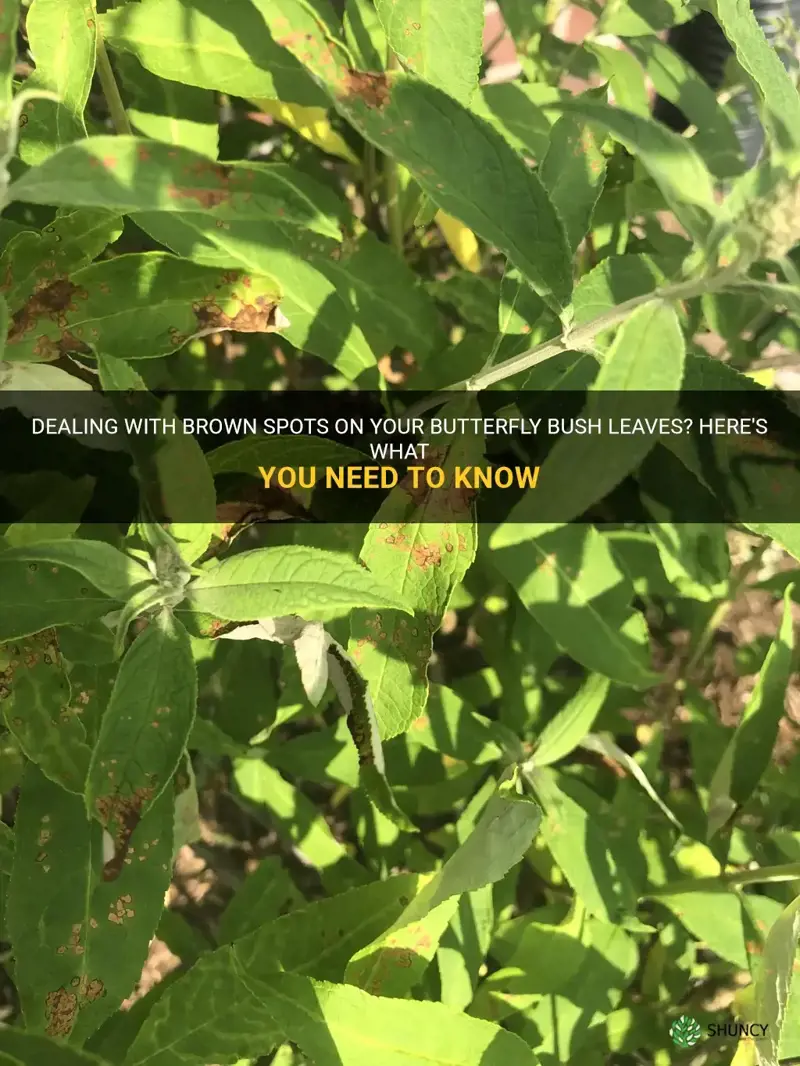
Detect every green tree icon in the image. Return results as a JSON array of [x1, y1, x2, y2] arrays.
[[670, 1015, 703, 1048]]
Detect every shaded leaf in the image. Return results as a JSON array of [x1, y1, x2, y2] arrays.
[[0, 561, 118, 643], [0, 539, 151, 600]]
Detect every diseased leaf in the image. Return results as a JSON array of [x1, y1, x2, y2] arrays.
[[0, 540, 151, 600], [6, 252, 287, 364], [532, 673, 610, 768], [435, 212, 481, 273], [8, 765, 173, 1042], [0, 210, 123, 314], [346, 771, 540, 995], [133, 212, 378, 382], [707, 585, 796, 837], [490, 524, 658, 688], [348, 397, 480, 739], [260, 7, 571, 312], [186, 546, 414, 622], [1, 630, 92, 793], [540, 116, 605, 253], [85, 609, 196, 874], [101, 0, 326, 107], [17, 0, 95, 165], [250, 98, 359, 163], [8, 137, 342, 237]]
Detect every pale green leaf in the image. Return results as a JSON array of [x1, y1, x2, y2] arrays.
[[17, 0, 95, 165], [186, 546, 413, 622], [101, 0, 326, 107], [753, 892, 800, 1066]]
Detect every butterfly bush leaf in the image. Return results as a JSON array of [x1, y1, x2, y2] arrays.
[[17, 0, 95, 166], [101, 0, 326, 107], [532, 673, 610, 768], [8, 137, 342, 237], [709, 0, 800, 157], [496, 302, 685, 528], [0, 540, 151, 600], [0, 0, 20, 122], [753, 892, 800, 1066], [346, 771, 541, 995], [1, 630, 92, 793], [4, 250, 287, 364], [707, 585, 796, 837], [8, 765, 173, 1043], [348, 398, 480, 739], [490, 524, 658, 688], [133, 212, 378, 382], [0, 210, 123, 314], [0, 561, 120, 642], [0, 1028, 113, 1066], [85, 609, 196, 871], [375, 0, 483, 106], [187, 546, 414, 622], [125, 875, 422, 1064], [540, 116, 605, 253], [260, 3, 572, 313]]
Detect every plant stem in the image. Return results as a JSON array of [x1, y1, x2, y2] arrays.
[[646, 860, 800, 895], [384, 52, 404, 255], [95, 28, 133, 136]]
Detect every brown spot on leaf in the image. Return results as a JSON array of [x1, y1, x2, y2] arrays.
[[192, 293, 285, 334], [45, 988, 78, 1037], [412, 544, 441, 570], [341, 69, 391, 110]]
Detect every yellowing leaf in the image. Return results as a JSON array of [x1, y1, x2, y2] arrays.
[[251, 98, 360, 164], [436, 210, 481, 273]]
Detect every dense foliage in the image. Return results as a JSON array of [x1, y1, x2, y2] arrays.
[[0, 1, 799, 1065]]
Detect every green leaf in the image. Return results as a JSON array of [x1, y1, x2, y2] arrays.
[[0, 0, 20, 123], [261, 10, 571, 312], [655, 890, 749, 969], [8, 137, 342, 236], [540, 116, 605, 253], [217, 856, 300, 944], [597, 0, 694, 36], [0, 210, 123, 314], [375, 0, 483, 106], [208, 435, 366, 476], [496, 302, 686, 529], [529, 767, 637, 922], [186, 546, 413, 622], [624, 35, 744, 178], [344, 0, 388, 70], [0, 540, 152, 600], [558, 97, 719, 245], [0, 561, 119, 642], [1, 631, 92, 793], [532, 673, 610, 768], [753, 892, 800, 1066], [133, 212, 378, 382], [709, 0, 800, 158], [319, 232, 445, 364], [95, 353, 146, 391], [348, 398, 479, 739], [490, 525, 658, 688], [346, 771, 540, 995], [474, 82, 563, 160], [707, 585, 796, 836], [9, 764, 173, 1042], [101, 0, 326, 107], [0, 1029, 112, 1066], [85, 609, 196, 863], [17, 0, 95, 165], [580, 733, 683, 830], [409, 685, 504, 765], [115, 53, 219, 158]]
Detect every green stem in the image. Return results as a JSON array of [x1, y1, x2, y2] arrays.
[[384, 52, 404, 256], [95, 28, 132, 136], [646, 860, 800, 895]]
